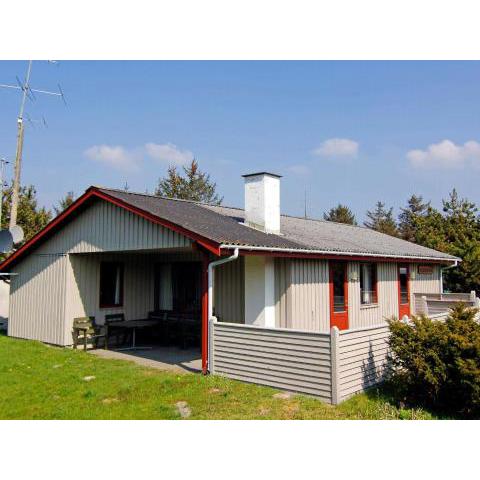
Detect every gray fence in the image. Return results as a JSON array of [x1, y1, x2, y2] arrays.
[[210, 322, 332, 402], [334, 325, 390, 403], [413, 291, 479, 319], [210, 320, 392, 404]]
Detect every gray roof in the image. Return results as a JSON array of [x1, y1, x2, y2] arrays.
[[97, 187, 458, 262]]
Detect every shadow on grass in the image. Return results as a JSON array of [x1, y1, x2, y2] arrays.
[[362, 380, 455, 420]]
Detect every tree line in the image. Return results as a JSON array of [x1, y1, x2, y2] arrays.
[[323, 191, 480, 294]]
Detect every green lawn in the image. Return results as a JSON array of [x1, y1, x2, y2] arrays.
[[0, 333, 437, 419]]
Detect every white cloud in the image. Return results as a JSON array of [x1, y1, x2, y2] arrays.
[[407, 139, 480, 169], [84, 145, 140, 171], [145, 142, 193, 166], [313, 138, 359, 158], [288, 164, 310, 175], [85, 142, 195, 171]]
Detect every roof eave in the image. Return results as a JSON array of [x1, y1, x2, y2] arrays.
[[219, 244, 459, 264]]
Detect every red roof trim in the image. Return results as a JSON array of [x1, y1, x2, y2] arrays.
[[0, 187, 221, 272]]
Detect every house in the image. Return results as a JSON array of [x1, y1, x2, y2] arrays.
[[0, 172, 462, 402]]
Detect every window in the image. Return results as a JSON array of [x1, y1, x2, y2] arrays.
[[154, 262, 201, 313], [100, 262, 124, 307], [360, 263, 377, 305], [331, 263, 347, 312], [399, 266, 409, 304]]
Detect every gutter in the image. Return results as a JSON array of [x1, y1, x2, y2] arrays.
[[219, 243, 459, 264], [440, 259, 459, 294], [207, 248, 239, 372]]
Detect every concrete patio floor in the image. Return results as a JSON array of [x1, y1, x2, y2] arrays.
[[91, 346, 202, 374]]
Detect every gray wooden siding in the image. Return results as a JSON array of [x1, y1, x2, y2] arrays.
[[214, 257, 245, 324], [337, 325, 390, 401], [37, 200, 192, 255], [211, 322, 332, 401], [410, 263, 442, 314], [9, 254, 67, 345], [275, 259, 403, 332], [274, 258, 330, 332], [348, 262, 399, 329]]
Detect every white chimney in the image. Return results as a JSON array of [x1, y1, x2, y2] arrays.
[[242, 172, 281, 234]]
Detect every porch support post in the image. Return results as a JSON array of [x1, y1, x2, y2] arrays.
[[201, 250, 209, 374]]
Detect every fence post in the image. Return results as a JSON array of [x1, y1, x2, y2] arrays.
[[330, 326, 340, 405], [208, 317, 217, 374]]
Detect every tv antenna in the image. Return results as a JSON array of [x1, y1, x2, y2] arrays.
[[304, 188, 308, 219], [0, 60, 67, 229]]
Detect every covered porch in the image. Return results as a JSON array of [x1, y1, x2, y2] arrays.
[[68, 248, 211, 370]]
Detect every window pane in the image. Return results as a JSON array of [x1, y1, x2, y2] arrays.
[[100, 262, 123, 307], [332, 264, 345, 312], [360, 263, 377, 304], [399, 267, 408, 304]]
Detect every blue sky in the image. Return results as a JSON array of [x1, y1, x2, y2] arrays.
[[0, 61, 478, 221]]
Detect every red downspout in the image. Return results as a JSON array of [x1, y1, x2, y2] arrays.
[[201, 250, 210, 374]]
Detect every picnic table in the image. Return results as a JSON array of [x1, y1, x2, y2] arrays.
[[107, 318, 160, 351]]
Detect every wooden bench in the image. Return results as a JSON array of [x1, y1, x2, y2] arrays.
[[72, 317, 105, 351]]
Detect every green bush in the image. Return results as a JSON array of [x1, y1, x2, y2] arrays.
[[388, 304, 480, 417]]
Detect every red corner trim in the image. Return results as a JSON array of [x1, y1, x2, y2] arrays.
[[0, 187, 221, 272]]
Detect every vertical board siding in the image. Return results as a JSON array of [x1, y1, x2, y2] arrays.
[[410, 263, 442, 314], [275, 258, 330, 332], [337, 325, 390, 401], [410, 264, 441, 294], [214, 257, 245, 323], [212, 322, 332, 401], [274, 258, 290, 328], [37, 200, 192, 254], [9, 254, 67, 345], [348, 262, 399, 329]]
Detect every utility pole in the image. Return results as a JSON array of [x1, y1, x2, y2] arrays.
[[0, 61, 66, 229], [9, 60, 31, 229]]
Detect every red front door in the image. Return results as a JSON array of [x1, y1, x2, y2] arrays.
[[398, 264, 410, 319], [329, 262, 349, 330]]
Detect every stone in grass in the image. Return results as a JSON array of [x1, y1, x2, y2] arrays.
[[175, 401, 192, 419], [273, 391, 295, 400], [83, 375, 96, 382]]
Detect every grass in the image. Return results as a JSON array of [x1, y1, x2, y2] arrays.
[[0, 333, 438, 420]]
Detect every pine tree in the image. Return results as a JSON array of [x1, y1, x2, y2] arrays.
[[398, 194, 430, 242], [1, 184, 52, 242], [54, 191, 75, 216], [323, 204, 357, 225], [441, 189, 480, 293], [414, 189, 480, 293], [155, 160, 223, 205], [364, 201, 398, 236]]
